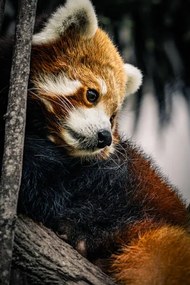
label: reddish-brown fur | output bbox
[85,143,190,284]
[28,6,190,283]
[107,144,190,284]
[111,225,190,285]
[125,143,188,226]
[31,28,127,114]
[30,28,127,156]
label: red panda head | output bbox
[30,0,142,159]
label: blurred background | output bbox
[1,0,190,202]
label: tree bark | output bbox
[0,0,37,284]
[11,216,116,285]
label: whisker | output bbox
[29,90,72,112]
[28,85,78,114]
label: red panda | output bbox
[0,0,190,284]
[30,0,142,159]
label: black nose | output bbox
[97,129,112,149]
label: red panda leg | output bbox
[110,225,190,285]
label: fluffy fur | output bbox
[0,0,190,284]
[32,0,98,44]
[124,64,143,96]
[112,225,190,285]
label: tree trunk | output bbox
[0,0,37,283]
[11,216,116,285]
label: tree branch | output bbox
[0,0,38,284]
[11,216,116,285]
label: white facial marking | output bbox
[124,63,143,95]
[70,141,115,158]
[62,127,111,158]
[37,73,82,96]
[32,0,98,44]
[98,78,107,95]
[62,131,80,148]
[66,105,111,138]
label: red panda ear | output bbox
[32,0,98,45]
[124,64,143,96]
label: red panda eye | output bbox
[86,89,99,103]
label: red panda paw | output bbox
[110,225,190,285]
[53,218,92,257]
[75,239,88,257]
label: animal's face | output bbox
[30,0,142,159]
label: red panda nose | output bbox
[97,130,112,149]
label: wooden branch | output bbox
[11,216,116,285]
[0,0,38,284]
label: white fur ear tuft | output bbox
[33,0,98,44]
[124,63,143,96]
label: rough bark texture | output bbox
[11,216,116,285]
[0,0,37,284]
